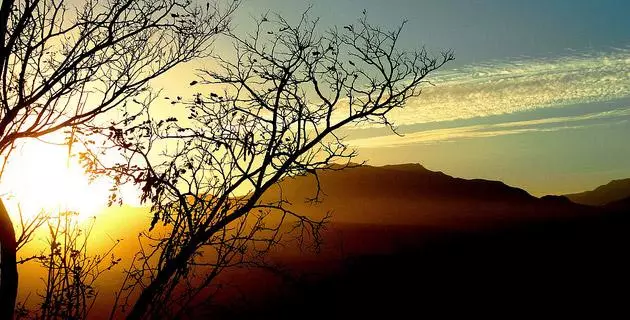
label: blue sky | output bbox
[237,0,630,64]
[230,0,630,195]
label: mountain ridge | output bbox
[204,163,630,319]
[565,178,630,206]
[262,163,591,228]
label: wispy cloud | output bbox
[342,47,630,148]
[381,47,630,126]
[348,107,630,148]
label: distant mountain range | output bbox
[86,163,630,318]
[262,163,594,229]
[206,164,630,318]
[565,178,630,206]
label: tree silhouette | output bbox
[0,0,237,318]
[86,11,453,319]
[14,212,121,320]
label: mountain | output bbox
[83,164,624,318]
[566,178,630,206]
[261,163,590,229]
[203,164,628,319]
[604,196,630,211]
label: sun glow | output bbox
[1,139,113,221]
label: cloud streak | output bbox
[381,47,630,126]
[348,107,630,148]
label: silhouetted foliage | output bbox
[0,0,237,318]
[85,10,453,319]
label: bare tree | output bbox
[85,10,453,319]
[0,0,238,318]
[15,212,121,320]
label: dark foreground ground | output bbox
[206,208,630,319]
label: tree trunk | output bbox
[0,0,15,78]
[0,199,17,320]
[0,0,18,308]
[125,243,197,320]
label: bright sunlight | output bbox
[1,139,113,220]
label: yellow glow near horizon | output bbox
[1,139,118,221]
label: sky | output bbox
[9,0,629,307]
[229,0,630,195]
[3,0,629,218]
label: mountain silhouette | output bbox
[84,164,627,319]
[566,178,630,206]
[262,163,590,229]
[603,195,630,211]
[195,164,628,319]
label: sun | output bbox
[1,139,113,221]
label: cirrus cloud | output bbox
[348,107,630,148]
[384,47,630,126]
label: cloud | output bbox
[379,47,630,127]
[341,47,630,148]
[347,107,630,148]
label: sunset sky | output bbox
[2,0,630,219]
[5,2,629,317]
[232,0,630,196]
